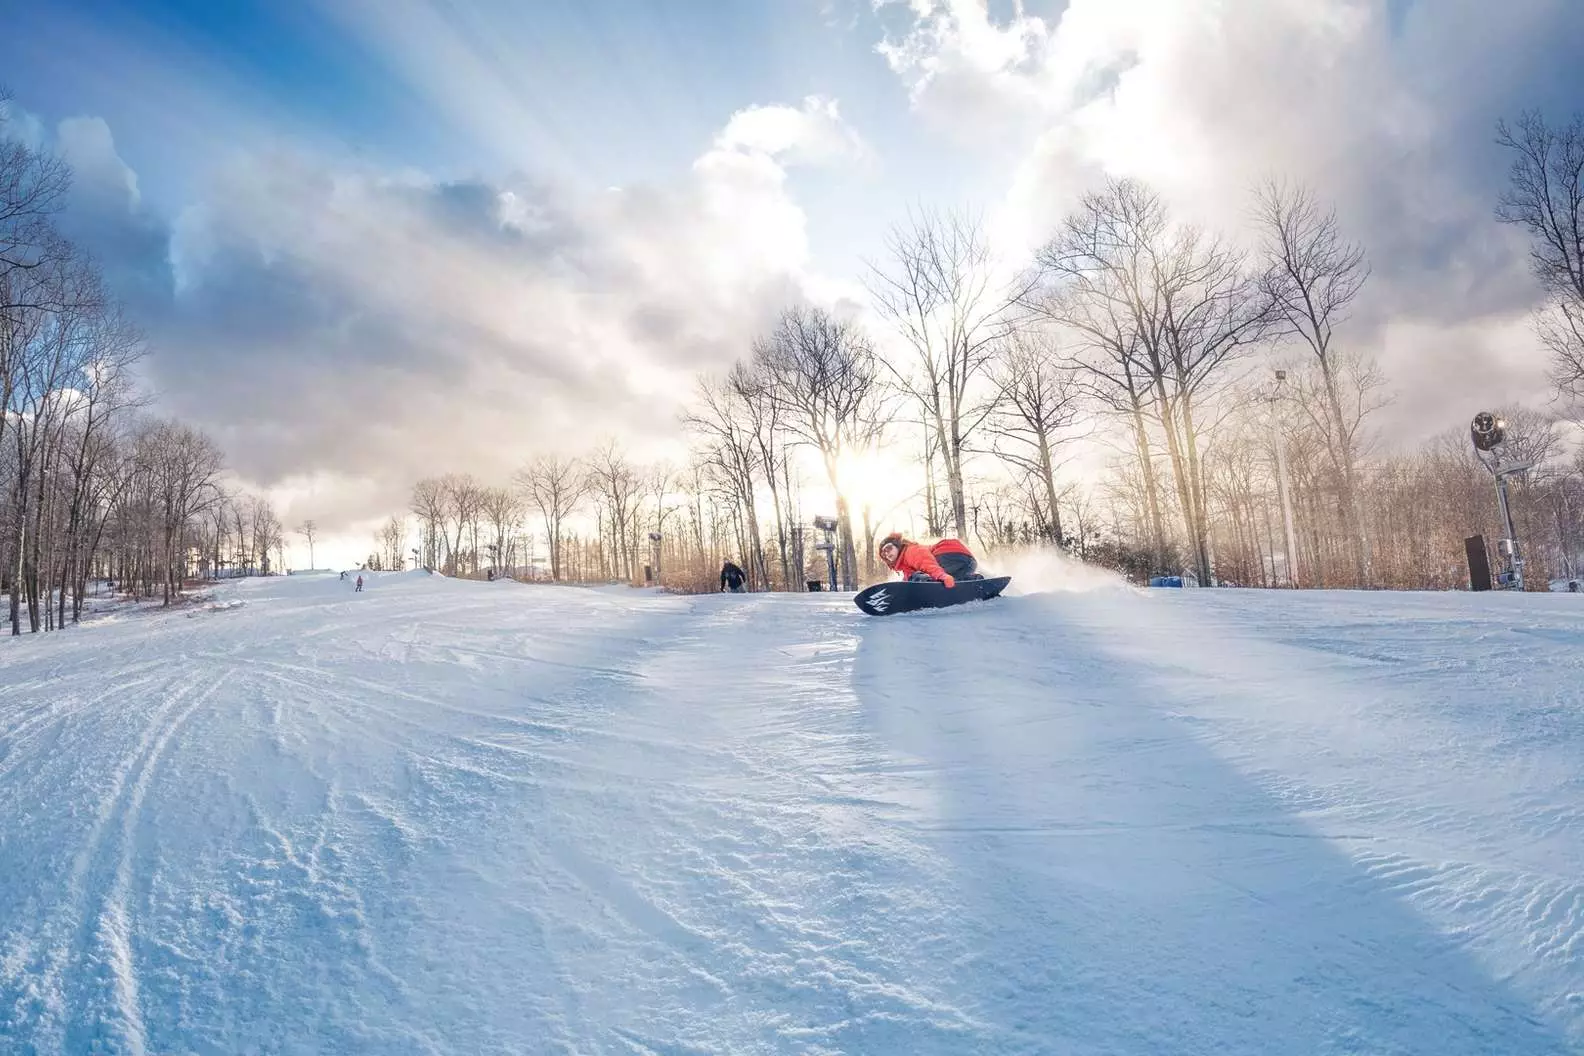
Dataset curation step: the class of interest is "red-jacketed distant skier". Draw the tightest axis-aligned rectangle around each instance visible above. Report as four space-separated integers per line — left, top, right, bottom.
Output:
876 533 981 589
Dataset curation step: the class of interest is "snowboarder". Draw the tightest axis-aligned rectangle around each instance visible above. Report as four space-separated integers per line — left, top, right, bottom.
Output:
355 575 364 592
877 532 981 590
720 559 747 593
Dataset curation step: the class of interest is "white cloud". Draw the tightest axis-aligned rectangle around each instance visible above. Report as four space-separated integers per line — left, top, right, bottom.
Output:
56 117 142 208
871 0 1578 443
0 99 47 151
876 0 1057 121
714 95 868 166
57 97 868 530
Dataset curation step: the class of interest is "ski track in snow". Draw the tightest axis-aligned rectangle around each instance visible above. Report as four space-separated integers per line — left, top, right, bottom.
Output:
0 571 1581 1054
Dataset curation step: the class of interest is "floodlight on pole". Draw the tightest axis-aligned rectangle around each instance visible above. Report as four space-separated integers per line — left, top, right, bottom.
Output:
812 516 839 591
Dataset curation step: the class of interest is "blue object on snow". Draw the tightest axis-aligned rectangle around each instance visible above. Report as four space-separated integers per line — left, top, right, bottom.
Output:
1150 576 1185 588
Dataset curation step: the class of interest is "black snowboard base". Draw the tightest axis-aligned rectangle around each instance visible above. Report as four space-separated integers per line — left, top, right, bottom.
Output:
854 575 1011 616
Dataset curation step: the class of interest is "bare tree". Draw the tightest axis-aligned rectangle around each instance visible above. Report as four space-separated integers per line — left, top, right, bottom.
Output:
516 454 588 581
409 477 446 570
753 304 889 589
1496 111 1584 407
480 487 521 575
987 329 1088 545
6 257 106 630
0 90 73 318
1031 186 1171 568
1038 177 1269 584
250 495 283 574
440 473 483 575
138 419 226 605
728 361 792 587
1254 178 1377 586
380 515 407 571
1537 305 1584 411
866 207 1034 537
297 519 319 569
641 460 680 580
585 441 639 582
685 373 768 589
56 307 146 621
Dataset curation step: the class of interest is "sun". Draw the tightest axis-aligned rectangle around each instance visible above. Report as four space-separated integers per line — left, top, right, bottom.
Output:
832 446 916 521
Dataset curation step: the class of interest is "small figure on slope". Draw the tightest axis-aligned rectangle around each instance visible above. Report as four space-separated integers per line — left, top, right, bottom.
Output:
720 559 747 593
876 532 982 589
355 574 364 593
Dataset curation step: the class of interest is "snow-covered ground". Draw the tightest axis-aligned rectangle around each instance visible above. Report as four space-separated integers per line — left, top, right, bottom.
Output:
1 566 1581 1054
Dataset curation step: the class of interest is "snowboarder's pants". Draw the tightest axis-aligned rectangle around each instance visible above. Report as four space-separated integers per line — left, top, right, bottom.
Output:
908 554 979 583
936 552 977 579
729 584 745 593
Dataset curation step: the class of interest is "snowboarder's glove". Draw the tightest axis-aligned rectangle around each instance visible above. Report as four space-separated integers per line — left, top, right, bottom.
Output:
941 574 956 589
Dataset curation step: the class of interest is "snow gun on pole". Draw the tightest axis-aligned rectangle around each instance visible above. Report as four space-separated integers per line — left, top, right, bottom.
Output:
1470 411 1533 592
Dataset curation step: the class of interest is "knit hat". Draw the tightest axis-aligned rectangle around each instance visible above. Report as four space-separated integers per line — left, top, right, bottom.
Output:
878 532 906 565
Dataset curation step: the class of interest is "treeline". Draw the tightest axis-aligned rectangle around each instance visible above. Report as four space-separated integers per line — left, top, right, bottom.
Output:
407 109 1583 593
395 433 843 594
1176 111 1584 590
12 86 1580 610
395 306 896 593
697 111 1584 591
1 93 270 633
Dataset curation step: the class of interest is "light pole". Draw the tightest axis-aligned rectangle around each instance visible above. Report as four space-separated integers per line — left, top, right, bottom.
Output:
1471 411 1532 591
1268 370 1301 588
812 515 839 592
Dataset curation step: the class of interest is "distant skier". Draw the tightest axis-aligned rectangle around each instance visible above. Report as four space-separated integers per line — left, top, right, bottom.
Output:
355 575 364 593
877 532 981 589
719 559 747 593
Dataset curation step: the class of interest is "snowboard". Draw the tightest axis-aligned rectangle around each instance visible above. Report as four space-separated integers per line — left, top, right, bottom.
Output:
854 575 1011 616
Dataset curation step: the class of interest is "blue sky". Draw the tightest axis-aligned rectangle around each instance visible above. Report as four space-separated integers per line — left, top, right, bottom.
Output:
1 0 1012 279
3 0 1582 542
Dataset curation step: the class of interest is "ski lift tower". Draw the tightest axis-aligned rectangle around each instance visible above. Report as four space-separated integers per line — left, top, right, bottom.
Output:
1470 411 1533 591
812 515 839 592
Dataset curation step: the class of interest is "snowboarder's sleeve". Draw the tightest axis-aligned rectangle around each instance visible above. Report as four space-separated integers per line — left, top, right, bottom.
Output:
905 544 953 586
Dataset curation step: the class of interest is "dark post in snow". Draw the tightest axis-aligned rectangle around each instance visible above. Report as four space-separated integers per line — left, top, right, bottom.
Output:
1469 411 1531 591
813 516 839 593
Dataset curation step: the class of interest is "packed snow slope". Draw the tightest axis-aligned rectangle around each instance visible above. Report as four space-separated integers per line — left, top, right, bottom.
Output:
2 568 1582 1055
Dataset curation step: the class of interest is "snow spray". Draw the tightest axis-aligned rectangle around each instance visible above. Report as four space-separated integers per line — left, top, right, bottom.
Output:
992 546 1136 596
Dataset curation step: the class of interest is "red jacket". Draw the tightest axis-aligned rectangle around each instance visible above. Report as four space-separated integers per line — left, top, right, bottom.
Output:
883 538 972 585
